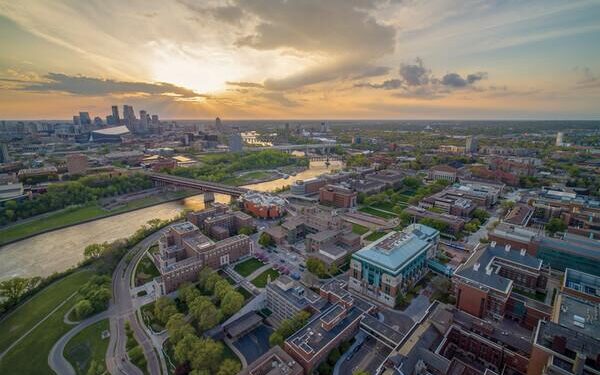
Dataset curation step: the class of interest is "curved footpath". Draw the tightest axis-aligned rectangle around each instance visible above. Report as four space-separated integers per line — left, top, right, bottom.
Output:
105 229 168 375
48 310 110 375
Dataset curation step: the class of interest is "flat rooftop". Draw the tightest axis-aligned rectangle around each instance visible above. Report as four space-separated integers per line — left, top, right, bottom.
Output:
539 233 600 260
563 268 600 298
555 293 600 337
353 224 438 275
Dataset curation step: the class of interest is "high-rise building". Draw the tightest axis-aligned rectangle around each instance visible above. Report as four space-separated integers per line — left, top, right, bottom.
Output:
229 131 243 152
466 135 478 153
556 131 564 146
79 112 91 125
93 116 103 127
215 116 222 130
0 143 10 163
122 105 136 127
111 105 120 124
73 115 80 125
151 114 159 125
139 110 148 133
106 115 115 125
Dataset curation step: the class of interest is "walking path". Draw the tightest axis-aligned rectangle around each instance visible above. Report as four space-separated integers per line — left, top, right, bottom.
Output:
246 263 273 281
0 291 77 361
48 310 110 375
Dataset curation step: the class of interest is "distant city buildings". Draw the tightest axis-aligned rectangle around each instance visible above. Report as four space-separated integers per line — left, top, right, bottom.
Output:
229 131 243 152
466 135 478 153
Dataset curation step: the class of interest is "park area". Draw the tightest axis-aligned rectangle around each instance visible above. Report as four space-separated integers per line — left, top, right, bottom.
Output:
0 270 95 375
251 268 280 288
64 319 110 375
233 257 265 277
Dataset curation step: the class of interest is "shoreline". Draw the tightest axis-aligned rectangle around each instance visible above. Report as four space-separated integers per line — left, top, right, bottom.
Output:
0 191 196 247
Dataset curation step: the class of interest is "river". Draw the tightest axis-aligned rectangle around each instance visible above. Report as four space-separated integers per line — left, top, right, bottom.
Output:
0 160 343 280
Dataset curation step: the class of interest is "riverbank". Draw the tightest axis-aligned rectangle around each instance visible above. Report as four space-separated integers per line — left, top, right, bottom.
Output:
0 190 195 246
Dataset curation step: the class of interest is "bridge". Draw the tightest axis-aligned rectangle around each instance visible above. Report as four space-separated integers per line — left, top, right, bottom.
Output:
244 143 351 152
148 173 250 197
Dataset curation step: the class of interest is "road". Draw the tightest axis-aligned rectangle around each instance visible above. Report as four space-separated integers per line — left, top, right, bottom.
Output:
48 311 109 375
106 229 167 375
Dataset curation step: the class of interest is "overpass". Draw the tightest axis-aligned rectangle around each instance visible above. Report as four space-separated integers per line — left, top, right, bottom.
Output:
243 143 351 152
148 172 250 197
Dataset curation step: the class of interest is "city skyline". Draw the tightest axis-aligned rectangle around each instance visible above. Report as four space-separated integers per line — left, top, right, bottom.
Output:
1 0 600 120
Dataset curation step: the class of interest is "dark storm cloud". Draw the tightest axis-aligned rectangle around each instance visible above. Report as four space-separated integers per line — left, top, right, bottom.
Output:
18 73 200 97
441 72 487 87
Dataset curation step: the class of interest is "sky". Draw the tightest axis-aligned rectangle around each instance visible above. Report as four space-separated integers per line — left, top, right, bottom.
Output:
1 0 599 120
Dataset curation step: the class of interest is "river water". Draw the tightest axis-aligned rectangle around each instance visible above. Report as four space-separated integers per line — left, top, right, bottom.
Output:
0 160 343 280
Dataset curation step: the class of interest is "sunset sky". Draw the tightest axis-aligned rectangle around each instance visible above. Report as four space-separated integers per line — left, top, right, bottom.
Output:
1 0 599 120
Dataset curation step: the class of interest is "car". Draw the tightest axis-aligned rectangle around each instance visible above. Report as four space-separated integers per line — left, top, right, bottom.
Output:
279 259 285 263
290 272 301 280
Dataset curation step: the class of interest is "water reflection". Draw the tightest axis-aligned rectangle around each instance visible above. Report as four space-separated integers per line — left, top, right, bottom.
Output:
0 161 343 279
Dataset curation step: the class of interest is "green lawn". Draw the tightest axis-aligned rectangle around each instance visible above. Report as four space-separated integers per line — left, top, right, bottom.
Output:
0 272 95 375
371 201 396 212
365 231 388 242
251 269 280 288
0 270 93 353
134 255 160 286
352 223 369 235
64 319 110 375
234 257 265 277
359 206 398 219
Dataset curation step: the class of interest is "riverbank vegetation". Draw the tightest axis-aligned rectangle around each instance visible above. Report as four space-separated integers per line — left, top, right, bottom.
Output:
168 150 309 184
0 173 152 226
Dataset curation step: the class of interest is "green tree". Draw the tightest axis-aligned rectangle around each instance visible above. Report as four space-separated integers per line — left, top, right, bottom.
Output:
189 297 221 331
0 277 40 305
197 268 214 291
213 279 233 302
174 334 200 364
217 359 241 375
258 232 274 247
166 313 195 344
188 338 224 372
546 218 567 235
204 272 223 293
179 282 201 304
73 299 94 319
472 208 490 222
86 360 105 375
353 371 370 375
154 296 178 324
84 243 106 259
220 290 244 316
237 226 254 236
306 257 328 278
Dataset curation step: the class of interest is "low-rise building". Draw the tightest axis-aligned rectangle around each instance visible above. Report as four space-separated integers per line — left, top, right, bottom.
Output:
528 269 600 375
290 177 326 196
365 169 404 189
419 190 476 217
379 302 533 375
453 243 551 327
239 345 303 375
403 205 466 234
428 165 459 182
153 221 252 294
17 166 58 181
504 203 535 226
318 184 357 208
66 153 88 175
265 275 327 325
242 192 288 219
349 224 439 307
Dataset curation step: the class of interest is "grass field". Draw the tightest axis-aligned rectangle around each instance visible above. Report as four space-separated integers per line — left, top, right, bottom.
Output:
0 270 93 353
359 206 398 219
251 269 280 288
0 271 95 375
134 255 160 286
236 286 253 301
64 319 110 375
365 231 388 242
234 257 264 277
352 223 369 235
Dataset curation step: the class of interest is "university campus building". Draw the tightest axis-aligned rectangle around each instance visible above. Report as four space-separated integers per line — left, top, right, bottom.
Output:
153 216 253 295
349 224 439 307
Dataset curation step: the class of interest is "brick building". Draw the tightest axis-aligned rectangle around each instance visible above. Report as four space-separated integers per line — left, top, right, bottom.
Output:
453 243 551 328
403 205 466 234
66 154 88 175
428 164 459 182
153 221 252 294
318 184 358 208
241 192 288 219
239 345 303 375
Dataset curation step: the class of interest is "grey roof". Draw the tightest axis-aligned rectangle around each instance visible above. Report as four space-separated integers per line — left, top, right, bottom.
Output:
539 234 600 260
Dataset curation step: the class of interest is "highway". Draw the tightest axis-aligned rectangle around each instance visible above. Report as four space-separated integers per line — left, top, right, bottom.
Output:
106 229 167 375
